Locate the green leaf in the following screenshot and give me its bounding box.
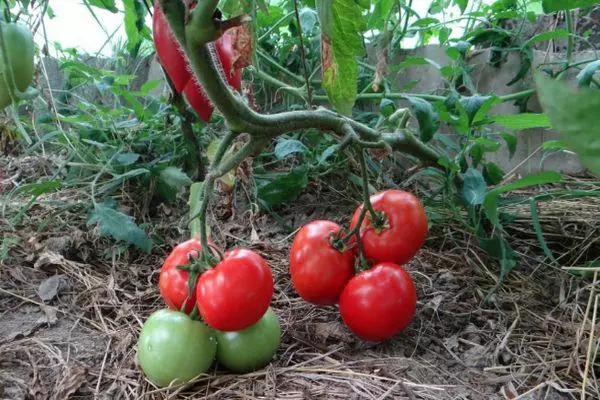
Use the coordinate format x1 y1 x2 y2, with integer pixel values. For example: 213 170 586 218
478 234 517 279
483 171 562 225
368 0 393 29
86 0 118 12
542 0 600 12
123 0 146 55
461 168 487 205
87 204 152 252
483 162 504 185
17 180 61 196
257 167 309 208
543 139 567 150
275 138 308 159
525 29 569 46
408 97 440 143
492 113 551 130
113 152 140 166
159 166 192 192
502 133 517 159
530 198 557 263
317 0 367 115
379 98 396 117
576 60 600 88
535 75 600 175
207 139 236 189
455 0 469 13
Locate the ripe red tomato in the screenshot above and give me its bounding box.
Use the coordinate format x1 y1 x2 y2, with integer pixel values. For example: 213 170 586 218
196 249 273 331
158 238 215 314
152 1 242 121
339 262 417 341
289 220 356 305
349 190 427 265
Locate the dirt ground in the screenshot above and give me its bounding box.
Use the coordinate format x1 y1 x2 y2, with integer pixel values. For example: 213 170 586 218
0 154 598 400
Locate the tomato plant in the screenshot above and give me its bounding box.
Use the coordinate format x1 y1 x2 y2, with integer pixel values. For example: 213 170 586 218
0 21 35 110
152 1 242 122
137 309 217 387
339 262 417 341
350 190 428 265
196 248 274 331
159 238 216 314
289 220 355 305
215 307 281 373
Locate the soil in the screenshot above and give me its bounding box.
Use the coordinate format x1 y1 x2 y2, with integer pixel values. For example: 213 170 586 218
0 153 597 400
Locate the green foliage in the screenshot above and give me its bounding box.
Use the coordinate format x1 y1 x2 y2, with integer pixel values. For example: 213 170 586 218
536 76 600 176
542 0 600 12
88 202 153 253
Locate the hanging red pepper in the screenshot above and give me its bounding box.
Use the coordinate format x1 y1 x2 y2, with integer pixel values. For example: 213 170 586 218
152 1 242 122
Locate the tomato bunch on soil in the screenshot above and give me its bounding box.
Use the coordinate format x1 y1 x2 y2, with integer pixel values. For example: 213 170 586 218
289 189 426 342
138 239 279 387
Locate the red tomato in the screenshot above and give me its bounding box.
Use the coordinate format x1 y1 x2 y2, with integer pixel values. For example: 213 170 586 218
339 262 417 341
196 249 273 331
349 190 427 265
158 238 204 314
152 1 242 122
289 220 356 305
152 2 189 93
158 238 219 314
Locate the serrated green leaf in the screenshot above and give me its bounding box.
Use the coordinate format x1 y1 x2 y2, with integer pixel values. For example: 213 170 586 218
123 0 145 55
159 166 192 191
535 75 600 175
542 0 600 12
317 0 366 115
461 168 487 205
542 140 567 150
113 152 140 166
408 97 440 142
87 204 152 252
483 171 562 226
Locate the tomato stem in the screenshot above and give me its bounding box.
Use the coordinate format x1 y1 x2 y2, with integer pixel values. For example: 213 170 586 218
357 147 385 229
188 304 200 320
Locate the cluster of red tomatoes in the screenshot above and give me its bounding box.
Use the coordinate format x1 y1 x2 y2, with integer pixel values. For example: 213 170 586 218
152 1 242 122
137 242 280 387
290 189 427 341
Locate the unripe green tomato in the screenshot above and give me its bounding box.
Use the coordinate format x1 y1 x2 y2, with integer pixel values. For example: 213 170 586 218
215 307 281 373
0 21 35 109
137 309 217 387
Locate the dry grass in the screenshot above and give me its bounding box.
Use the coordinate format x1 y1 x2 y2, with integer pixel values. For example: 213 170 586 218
0 156 599 400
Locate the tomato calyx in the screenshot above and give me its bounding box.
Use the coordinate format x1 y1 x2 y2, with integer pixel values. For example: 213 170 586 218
366 210 388 232
329 230 351 253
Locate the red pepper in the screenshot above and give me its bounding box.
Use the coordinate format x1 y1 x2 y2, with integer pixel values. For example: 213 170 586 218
152 1 242 122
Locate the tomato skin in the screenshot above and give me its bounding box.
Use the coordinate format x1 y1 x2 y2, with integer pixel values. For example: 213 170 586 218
152 2 189 92
289 220 356 305
159 238 215 314
137 309 217 387
196 249 273 331
152 1 243 122
339 262 417 341
350 190 427 265
0 22 35 109
215 307 281 373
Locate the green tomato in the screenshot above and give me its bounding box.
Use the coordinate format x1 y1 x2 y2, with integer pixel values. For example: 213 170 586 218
215 307 281 373
137 309 217 387
0 21 35 109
